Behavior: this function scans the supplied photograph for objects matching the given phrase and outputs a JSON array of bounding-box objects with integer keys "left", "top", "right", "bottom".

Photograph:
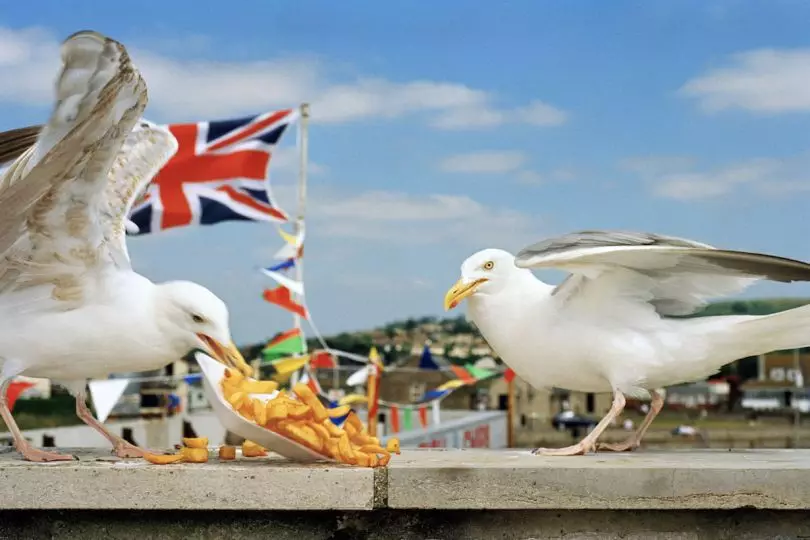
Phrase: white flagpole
[{"left": 290, "top": 103, "right": 309, "bottom": 387}]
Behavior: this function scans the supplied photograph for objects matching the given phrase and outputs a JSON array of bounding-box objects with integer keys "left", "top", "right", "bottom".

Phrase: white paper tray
[{"left": 195, "top": 351, "right": 335, "bottom": 463}]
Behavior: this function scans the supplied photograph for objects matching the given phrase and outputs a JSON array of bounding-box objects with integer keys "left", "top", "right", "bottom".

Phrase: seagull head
[
  {"left": 444, "top": 248, "right": 521, "bottom": 311},
  {"left": 156, "top": 281, "right": 253, "bottom": 377}
]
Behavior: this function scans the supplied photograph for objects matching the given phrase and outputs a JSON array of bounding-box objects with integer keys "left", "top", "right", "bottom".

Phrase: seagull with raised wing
[
  {"left": 444, "top": 230, "right": 810, "bottom": 455},
  {"left": 0, "top": 30, "right": 252, "bottom": 462}
]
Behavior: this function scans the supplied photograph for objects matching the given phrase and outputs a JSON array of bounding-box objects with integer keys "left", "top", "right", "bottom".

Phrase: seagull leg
[
  {"left": 0, "top": 378, "right": 76, "bottom": 462},
  {"left": 74, "top": 388, "right": 146, "bottom": 458},
  {"left": 597, "top": 389, "right": 664, "bottom": 452},
  {"left": 532, "top": 390, "right": 626, "bottom": 456}
]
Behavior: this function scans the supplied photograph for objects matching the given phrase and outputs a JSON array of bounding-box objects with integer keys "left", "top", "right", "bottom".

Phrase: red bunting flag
[
  {"left": 389, "top": 405, "right": 400, "bottom": 433},
  {"left": 263, "top": 286, "right": 308, "bottom": 318},
  {"left": 418, "top": 404, "right": 428, "bottom": 428},
  {"left": 6, "top": 381, "right": 34, "bottom": 412},
  {"left": 450, "top": 365, "right": 476, "bottom": 384},
  {"left": 504, "top": 368, "right": 516, "bottom": 383},
  {"left": 309, "top": 350, "right": 336, "bottom": 369}
]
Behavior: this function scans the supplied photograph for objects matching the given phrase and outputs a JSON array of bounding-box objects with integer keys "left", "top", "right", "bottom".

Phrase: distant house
[{"left": 741, "top": 351, "right": 810, "bottom": 412}]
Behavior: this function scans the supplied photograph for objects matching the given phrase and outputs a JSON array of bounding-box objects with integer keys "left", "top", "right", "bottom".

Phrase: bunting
[
  {"left": 263, "top": 355, "right": 309, "bottom": 379},
  {"left": 450, "top": 365, "right": 476, "bottom": 384},
  {"left": 389, "top": 405, "right": 400, "bottom": 433},
  {"left": 418, "top": 343, "right": 440, "bottom": 370},
  {"left": 418, "top": 405, "right": 428, "bottom": 428},
  {"left": 5, "top": 381, "right": 34, "bottom": 412},
  {"left": 345, "top": 366, "right": 369, "bottom": 387},
  {"left": 299, "top": 370, "right": 323, "bottom": 396},
  {"left": 339, "top": 393, "right": 368, "bottom": 406},
  {"left": 504, "top": 368, "right": 516, "bottom": 383},
  {"left": 309, "top": 350, "right": 336, "bottom": 369},
  {"left": 402, "top": 407, "right": 413, "bottom": 430},
  {"left": 274, "top": 225, "right": 305, "bottom": 260},
  {"left": 88, "top": 379, "right": 130, "bottom": 423},
  {"left": 431, "top": 401, "right": 441, "bottom": 425},
  {"left": 263, "top": 329, "right": 305, "bottom": 362},
  {"left": 464, "top": 363, "right": 496, "bottom": 381},
  {"left": 263, "top": 287, "right": 308, "bottom": 318},
  {"left": 261, "top": 267, "right": 304, "bottom": 296}
]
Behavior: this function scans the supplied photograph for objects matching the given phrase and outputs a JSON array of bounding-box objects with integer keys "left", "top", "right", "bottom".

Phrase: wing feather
[
  {"left": 0, "top": 31, "right": 147, "bottom": 307},
  {"left": 515, "top": 230, "right": 810, "bottom": 316}
]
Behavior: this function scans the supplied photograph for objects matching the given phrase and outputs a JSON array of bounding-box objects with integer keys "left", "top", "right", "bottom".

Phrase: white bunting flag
[
  {"left": 88, "top": 379, "right": 130, "bottom": 423},
  {"left": 260, "top": 268, "right": 305, "bottom": 296},
  {"left": 431, "top": 400, "right": 441, "bottom": 425},
  {"left": 346, "top": 366, "right": 370, "bottom": 387}
]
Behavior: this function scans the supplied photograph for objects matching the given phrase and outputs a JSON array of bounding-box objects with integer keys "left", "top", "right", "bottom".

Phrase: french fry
[
  {"left": 224, "top": 368, "right": 245, "bottom": 383},
  {"left": 227, "top": 391, "right": 247, "bottom": 410},
  {"left": 267, "top": 401, "right": 288, "bottom": 420},
  {"left": 144, "top": 452, "right": 185, "bottom": 465},
  {"left": 242, "top": 440, "right": 268, "bottom": 457},
  {"left": 323, "top": 420, "right": 345, "bottom": 438},
  {"left": 284, "top": 423, "right": 323, "bottom": 452},
  {"left": 181, "top": 446, "right": 209, "bottom": 463},
  {"left": 219, "top": 445, "right": 236, "bottom": 460},
  {"left": 327, "top": 405, "right": 351, "bottom": 418},
  {"left": 253, "top": 399, "right": 268, "bottom": 426},
  {"left": 386, "top": 439, "right": 401, "bottom": 454},
  {"left": 293, "top": 383, "right": 329, "bottom": 422},
  {"left": 241, "top": 380, "right": 279, "bottom": 394},
  {"left": 360, "top": 444, "right": 387, "bottom": 455},
  {"left": 182, "top": 437, "right": 208, "bottom": 449},
  {"left": 310, "top": 422, "right": 331, "bottom": 442},
  {"left": 287, "top": 402, "right": 311, "bottom": 419}
]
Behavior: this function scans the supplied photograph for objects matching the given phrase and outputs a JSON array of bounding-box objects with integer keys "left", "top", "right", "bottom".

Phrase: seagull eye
[
  {"left": 483, "top": 261, "right": 494, "bottom": 270},
  {"left": 191, "top": 314, "right": 205, "bottom": 324}
]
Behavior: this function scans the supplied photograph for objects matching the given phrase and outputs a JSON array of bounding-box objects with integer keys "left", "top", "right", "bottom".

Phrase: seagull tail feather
[{"left": 731, "top": 303, "right": 810, "bottom": 357}]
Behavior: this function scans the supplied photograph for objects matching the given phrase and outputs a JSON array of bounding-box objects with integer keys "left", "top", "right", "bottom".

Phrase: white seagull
[
  {"left": 444, "top": 230, "right": 810, "bottom": 455},
  {"left": 0, "top": 30, "right": 252, "bottom": 462}
]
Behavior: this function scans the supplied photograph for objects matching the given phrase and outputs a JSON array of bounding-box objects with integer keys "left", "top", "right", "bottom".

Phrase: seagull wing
[
  {"left": 104, "top": 120, "right": 178, "bottom": 267},
  {"left": 0, "top": 31, "right": 146, "bottom": 308},
  {"left": 515, "top": 230, "right": 810, "bottom": 317}
]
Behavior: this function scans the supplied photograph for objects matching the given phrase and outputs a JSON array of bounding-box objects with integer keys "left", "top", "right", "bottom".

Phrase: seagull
[
  {"left": 444, "top": 230, "right": 810, "bottom": 456},
  {"left": 0, "top": 30, "right": 252, "bottom": 462}
]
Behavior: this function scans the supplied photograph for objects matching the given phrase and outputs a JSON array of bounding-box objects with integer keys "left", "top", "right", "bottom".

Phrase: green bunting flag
[
  {"left": 262, "top": 329, "right": 305, "bottom": 363},
  {"left": 402, "top": 407, "right": 413, "bottom": 431},
  {"left": 464, "top": 363, "right": 496, "bottom": 381}
]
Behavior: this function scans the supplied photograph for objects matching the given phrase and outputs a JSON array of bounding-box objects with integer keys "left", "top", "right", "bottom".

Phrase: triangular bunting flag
[
  {"left": 504, "top": 368, "right": 516, "bottom": 383},
  {"left": 418, "top": 405, "right": 428, "bottom": 428},
  {"left": 263, "top": 355, "right": 309, "bottom": 374},
  {"left": 419, "top": 389, "right": 449, "bottom": 403},
  {"left": 389, "top": 405, "right": 400, "bottom": 433},
  {"left": 465, "top": 363, "right": 496, "bottom": 381},
  {"left": 263, "top": 329, "right": 306, "bottom": 361},
  {"left": 339, "top": 394, "right": 368, "bottom": 406},
  {"left": 450, "top": 365, "right": 476, "bottom": 384},
  {"left": 183, "top": 373, "right": 203, "bottom": 384},
  {"left": 436, "top": 379, "right": 466, "bottom": 392},
  {"left": 266, "top": 258, "right": 295, "bottom": 272},
  {"left": 419, "top": 343, "right": 440, "bottom": 370},
  {"left": 309, "top": 350, "right": 336, "bottom": 369},
  {"left": 6, "top": 381, "right": 34, "bottom": 412},
  {"left": 346, "top": 366, "right": 370, "bottom": 387},
  {"left": 88, "top": 379, "right": 130, "bottom": 423},
  {"left": 299, "top": 370, "right": 323, "bottom": 396},
  {"left": 368, "top": 346, "right": 382, "bottom": 367},
  {"left": 431, "top": 400, "right": 441, "bottom": 425},
  {"left": 402, "top": 407, "right": 413, "bottom": 430},
  {"left": 261, "top": 268, "right": 304, "bottom": 296},
  {"left": 263, "top": 287, "right": 308, "bottom": 318}
]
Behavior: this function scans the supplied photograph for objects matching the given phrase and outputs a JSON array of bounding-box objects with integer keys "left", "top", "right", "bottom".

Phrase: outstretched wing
[
  {"left": 515, "top": 230, "right": 810, "bottom": 317},
  {"left": 0, "top": 30, "right": 146, "bottom": 306},
  {"left": 104, "top": 120, "right": 178, "bottom": 267}
]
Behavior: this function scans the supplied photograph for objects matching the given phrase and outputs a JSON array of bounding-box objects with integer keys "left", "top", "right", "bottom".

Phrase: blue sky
[{"left": 2, "top": 1, "right": 810, "bottom": 344}]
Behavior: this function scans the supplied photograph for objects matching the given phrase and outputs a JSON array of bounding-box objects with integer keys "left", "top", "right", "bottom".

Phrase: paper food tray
[{"left": 195, "top": 351, "right": 335, "bottom": 463}]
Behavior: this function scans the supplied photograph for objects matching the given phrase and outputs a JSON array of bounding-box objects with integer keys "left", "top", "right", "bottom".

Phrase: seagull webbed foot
[
  {"left": 19, "top": 444, "right": 77, "bottom": 462},
  {"left": 112, "top": 440, "right": 147, "bottom": 459},
  {"left": 596, "top": 439, "right": 640, "bottom": 452},
  {"left": 531, "top": 441, "right": 596, "bottom": 456}
]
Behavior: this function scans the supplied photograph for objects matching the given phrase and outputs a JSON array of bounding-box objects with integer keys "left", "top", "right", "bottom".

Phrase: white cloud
[
  {"left": 0, "top": 26, "right": 567, "bottom": 131},
  {"left": 623, "top": 154, "right": 810, "bottom": 200},
  {"left": 515, "top": 168, "right": 576, "bottom": 186},
  {"left": 439, "top": 151, "right": 527, "bottom": 174},
  {"left": 431, "top": 99, "right": 567, "bottom": 130},
  {"left": 303, "top": 188, "right": 542, "bottom": 250},
  {"left": 680, "top": 48, "right": 810, "bottom": 114}
]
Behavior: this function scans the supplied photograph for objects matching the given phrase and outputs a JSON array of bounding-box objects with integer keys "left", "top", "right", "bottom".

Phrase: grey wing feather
[
  {"left": 0, "top": 126, "right": 42, "bottom": 165},
  {"left": 515, "top": 230, "right": 810, "bottom": 316}
]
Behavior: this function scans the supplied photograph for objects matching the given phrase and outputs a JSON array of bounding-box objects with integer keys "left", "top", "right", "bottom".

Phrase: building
[{"left": 741, "top": 351, "right": 810, "bottom": 412}]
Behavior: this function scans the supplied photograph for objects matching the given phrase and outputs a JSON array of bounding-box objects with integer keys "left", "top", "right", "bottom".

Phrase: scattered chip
[{"left": 219, "top": 445, "right": 236, "bottom": 461}]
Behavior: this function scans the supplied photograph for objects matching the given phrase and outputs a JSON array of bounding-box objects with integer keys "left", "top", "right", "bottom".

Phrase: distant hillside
[{"left": 240, "top": 299, "right": 810, "bottom": 362}]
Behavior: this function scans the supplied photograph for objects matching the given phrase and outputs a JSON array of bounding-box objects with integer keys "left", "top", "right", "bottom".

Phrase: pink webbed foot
[
  {"left": 112, "top": 440, "right": 148, "bottom": 459},
  {"left": 18, "top": 444, "right": 77, "bottom": 462},
  {"left": 596, "top": 439, "right": 640, "bottom": 452},
  {"left": 531, "top": 440, "right": 596, "bottom": 456}
]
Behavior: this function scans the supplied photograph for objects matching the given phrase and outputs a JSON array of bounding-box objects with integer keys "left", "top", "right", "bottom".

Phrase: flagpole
[{"left": 290, "top": 103, "right": 309, "bottom": 388}]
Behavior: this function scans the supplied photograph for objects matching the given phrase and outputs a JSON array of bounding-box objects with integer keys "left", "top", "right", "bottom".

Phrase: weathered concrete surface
[
  {"left": 0, "top": 447, "right": 375, "bottom": 510},
  {"left": 387, "top": 448, "right": 810, "bottom": 510},
  {"left": 1, "top": 447, "right": 810, "bottom": 538}
]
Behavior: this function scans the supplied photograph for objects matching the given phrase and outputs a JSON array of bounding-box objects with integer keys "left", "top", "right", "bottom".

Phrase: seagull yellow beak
[
  {"left": 444, "top": 278, "right": 488, "bottom": 311},
  {"left": 197, "top": 333, "right": 253, "bottom": 377}
]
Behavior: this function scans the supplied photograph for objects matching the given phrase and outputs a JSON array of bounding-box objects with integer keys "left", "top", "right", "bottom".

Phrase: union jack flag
[{"left": 128, "top": 109, "right": 297, "bottom": 234}]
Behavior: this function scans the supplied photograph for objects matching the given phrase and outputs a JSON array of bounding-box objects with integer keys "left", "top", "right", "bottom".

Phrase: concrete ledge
[{"left": 1, "top": 448, "right": 810, "bottom": 512}]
